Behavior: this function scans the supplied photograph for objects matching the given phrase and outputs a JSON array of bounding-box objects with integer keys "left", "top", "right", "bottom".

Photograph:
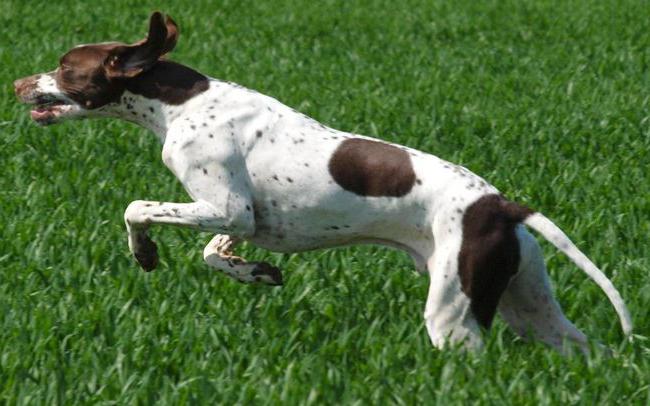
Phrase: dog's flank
[{"left": 14, "top": 11, "right": 632, "bottom": 354}]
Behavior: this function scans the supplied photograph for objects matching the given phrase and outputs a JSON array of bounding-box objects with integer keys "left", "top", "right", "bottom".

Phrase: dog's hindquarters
[
  {"left": 422, "top": 194, "right": 519, "bottom": 350},
  {"left": 498, "top": 226, "right": 589, "bottom": 354},
  {"left": 422, "top": 195, "right": 522, "bottom": 350},
  {"left": 422, "top": 194, "right": 592, "bottom": 353}
]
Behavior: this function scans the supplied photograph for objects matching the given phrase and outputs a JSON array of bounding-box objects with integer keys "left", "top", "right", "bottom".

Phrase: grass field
[{"left": 1, "top": 0, "right": 649, "bottom": 403}]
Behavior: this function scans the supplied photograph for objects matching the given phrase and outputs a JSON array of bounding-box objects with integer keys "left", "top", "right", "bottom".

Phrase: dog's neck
[
  {"left": 98, "top": 91, "right": 181, "bottom": 140},
  {"left": 97, "top": 60, "right": 211, "bottom": 142}
]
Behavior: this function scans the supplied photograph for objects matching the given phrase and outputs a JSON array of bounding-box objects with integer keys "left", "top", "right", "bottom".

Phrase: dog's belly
[
  {"left": 248, "top": 223, "right": 418, "bottom": 253},
  {"left": 247, "top": 190, "right": 432, "bottom": 253},
  {"left": 247, "top": 232, "right": 357, "bottom": 252}
]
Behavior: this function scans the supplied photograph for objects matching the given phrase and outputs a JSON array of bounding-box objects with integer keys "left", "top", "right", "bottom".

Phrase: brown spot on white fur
[
  {"left": 328, "top": 138, "right": 416, "bottom": 197},
  {"left": 458, "top": 194, "right": 534, "bottom": 328}
]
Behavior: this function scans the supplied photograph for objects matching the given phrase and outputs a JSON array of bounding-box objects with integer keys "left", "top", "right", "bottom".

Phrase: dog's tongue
[{"left": 30, "top": 109, "right": 53, "bottom": 121}]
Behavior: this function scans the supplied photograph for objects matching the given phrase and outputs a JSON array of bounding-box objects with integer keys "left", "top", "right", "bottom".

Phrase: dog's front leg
[
  {"left": 124, "top": 199, "right": 253, "bottom": 271},
  {"left": 122, "top": 118, "right": 259, "bottom": 272}
]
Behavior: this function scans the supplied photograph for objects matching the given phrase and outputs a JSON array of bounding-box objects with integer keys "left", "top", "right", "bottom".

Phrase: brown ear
[
  {"left": 105, "top": 12, "right": 179, "bottom": 79},
  {"left": 160, "top": 15, "right": 178, "bottom": 55}
]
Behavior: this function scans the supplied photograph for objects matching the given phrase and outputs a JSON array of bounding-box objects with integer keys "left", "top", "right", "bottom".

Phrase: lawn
[{"left": 1, "top": 0, "right": 649, "bottom": 403}]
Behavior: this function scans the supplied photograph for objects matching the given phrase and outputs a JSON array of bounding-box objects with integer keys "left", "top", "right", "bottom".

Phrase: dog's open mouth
[{"left": 29, "top": 96, "right": 73, "bottom": 124}]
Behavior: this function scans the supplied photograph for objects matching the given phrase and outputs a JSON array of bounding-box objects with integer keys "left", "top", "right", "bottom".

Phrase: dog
[{"left": 14, "top": 12, "right": 632, "bottom": 352}]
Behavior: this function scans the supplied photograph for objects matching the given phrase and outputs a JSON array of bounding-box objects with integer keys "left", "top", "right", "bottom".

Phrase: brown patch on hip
[
  {"left": 328, "top": 138, "right": 416, "bottom": 197},
  {"left": 458, "top": 194, "right": 534, "bottom": 328}
]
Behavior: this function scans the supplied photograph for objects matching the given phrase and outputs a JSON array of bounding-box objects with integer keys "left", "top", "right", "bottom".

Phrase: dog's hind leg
[
  {"left": 203, "top": 234, "right": 283, "bottom": 286},
  {"left": 423, "top": 239, "right": 484, "bottom": 351},
  {"left": 498, "top": 226, "right": 589, "bottom": 354}
]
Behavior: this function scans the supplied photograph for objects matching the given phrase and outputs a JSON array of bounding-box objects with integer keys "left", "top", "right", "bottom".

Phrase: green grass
[{"left": 1, "top": 0, "right": 649, "bottom": 403}]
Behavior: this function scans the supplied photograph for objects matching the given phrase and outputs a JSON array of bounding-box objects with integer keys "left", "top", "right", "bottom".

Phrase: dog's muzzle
[{"left": 14, "top": 75, "right": 42, "bottom": 103}]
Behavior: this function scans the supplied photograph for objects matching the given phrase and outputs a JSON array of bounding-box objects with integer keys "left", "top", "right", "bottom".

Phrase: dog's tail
[{"left": 520, "top": 210, "right": 632, "bottom": 336}]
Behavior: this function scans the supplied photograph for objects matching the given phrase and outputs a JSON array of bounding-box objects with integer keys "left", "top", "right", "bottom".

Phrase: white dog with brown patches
[{"left": 15, "top": 12, "right": 632, "bottom": 353}]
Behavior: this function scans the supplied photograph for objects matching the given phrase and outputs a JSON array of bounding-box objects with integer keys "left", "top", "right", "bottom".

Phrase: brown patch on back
[
  {"left": 328, "top": 138, "right": 416, "bottom": 197},
  {"left": 458, "top": 194, "right": 534, "bottom": 328}
]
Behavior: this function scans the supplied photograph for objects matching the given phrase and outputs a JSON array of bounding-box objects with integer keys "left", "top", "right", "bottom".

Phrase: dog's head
[{"left": 14, "top": 12, "right": 178, "bottom": 125}]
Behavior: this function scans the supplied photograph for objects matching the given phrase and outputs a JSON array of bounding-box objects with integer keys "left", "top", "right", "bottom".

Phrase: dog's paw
[
  {"left": 133, "top": 234, "right": 159, "bottom": 272},
  {"left": 251, "top": 262, "right": 283, "bottom": 286},
  {"left": 203, "top": 249, "right": 283, "bottom": 286}
]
